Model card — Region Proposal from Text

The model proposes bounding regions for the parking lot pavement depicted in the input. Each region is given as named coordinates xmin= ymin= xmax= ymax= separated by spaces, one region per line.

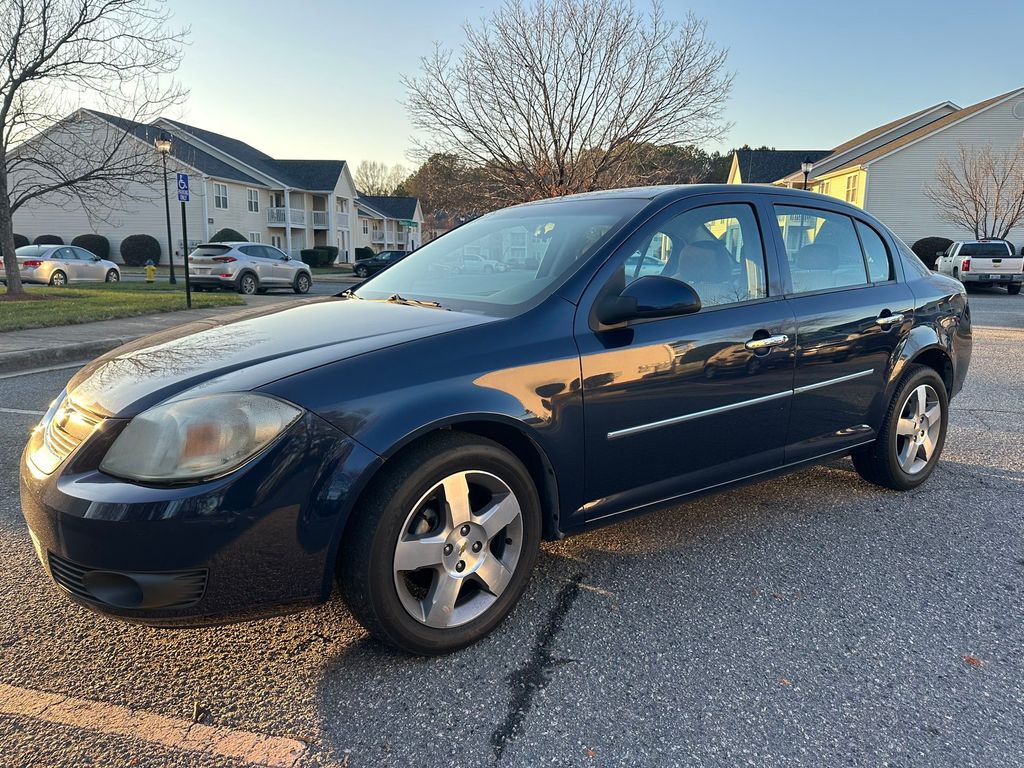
xmin=0 ymin=319 xmax=1021 ymax=766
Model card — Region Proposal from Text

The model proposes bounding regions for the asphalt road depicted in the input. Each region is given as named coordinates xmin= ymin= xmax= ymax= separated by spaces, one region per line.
xmin=0 ymin=295 xmax=1021 ymax=767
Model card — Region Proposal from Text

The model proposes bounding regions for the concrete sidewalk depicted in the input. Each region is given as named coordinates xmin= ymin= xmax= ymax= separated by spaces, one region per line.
xmin=0 ymin=305 xmax=242 ymax=374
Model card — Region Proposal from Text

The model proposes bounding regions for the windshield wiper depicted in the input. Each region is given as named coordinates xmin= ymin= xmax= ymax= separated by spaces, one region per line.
xmin=385 ymin=293 xmax=448 ymax=310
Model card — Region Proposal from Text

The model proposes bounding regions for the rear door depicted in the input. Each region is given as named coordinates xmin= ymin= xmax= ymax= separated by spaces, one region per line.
xmin=961 ymin=241 xmax=1022 ymax=281
xmin=237 ymin=245 xmax=274 ymax=284
xmin=769 ymin=200 xmax=915 ymax=462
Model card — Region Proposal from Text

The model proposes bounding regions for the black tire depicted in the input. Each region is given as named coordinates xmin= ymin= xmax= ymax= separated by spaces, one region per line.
xmin=852 ymin=364 xmax=948 ymax=491
xmin=237 ymin=272 xmax=257 ymax=295
xmin=105 ymin=269 xmax=119 ymax=283
xmin=1007 ymin=284 xmax=1021 ymax=295
xmin=294 ymin=272 xmax=311 ymax=294
xmin=354 ymin=265 xmax=368 ymax=278
xmin=337 ymin=432 xmax=542 ymax=655
xmin=49 ymin=270 xmax=67 ymax=287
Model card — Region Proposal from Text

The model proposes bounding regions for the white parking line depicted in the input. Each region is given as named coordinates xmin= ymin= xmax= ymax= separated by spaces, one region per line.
xmin=0 ymin=682 xmax=308 ymax=767
xmin=0 ymin=361 xmax=88 ymax=380
xmin=0 ymin=407 xmax=44 ymax=416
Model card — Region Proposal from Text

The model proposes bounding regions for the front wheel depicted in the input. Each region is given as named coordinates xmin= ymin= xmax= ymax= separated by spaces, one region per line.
xmin=852 ymin=364 xmax=948 ymax=490
xmin=337 ymin=432 xmax=541 ymax=655
xmin=354 ymin=265 xmax=368 ymax=278
xmin=294 ymin=272 xmax=311 ymax=294
xmin=1008 ymin=284 xmax=1021 ymax=295
xmin=105 ymin=269 xmax=119 ymax=283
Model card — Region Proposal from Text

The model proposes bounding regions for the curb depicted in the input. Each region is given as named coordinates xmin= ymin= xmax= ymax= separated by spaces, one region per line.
xmin=0 ymin=337 xmax=134 ymax=375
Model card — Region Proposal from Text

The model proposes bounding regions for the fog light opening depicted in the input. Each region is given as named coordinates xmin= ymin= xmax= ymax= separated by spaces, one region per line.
xmin=81 ymin=571 xmax=145 ymax=608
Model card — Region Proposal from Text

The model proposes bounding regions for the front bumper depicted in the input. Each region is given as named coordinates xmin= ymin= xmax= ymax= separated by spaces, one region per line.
xmin=20 ymin=409 xmax=380 ymax=626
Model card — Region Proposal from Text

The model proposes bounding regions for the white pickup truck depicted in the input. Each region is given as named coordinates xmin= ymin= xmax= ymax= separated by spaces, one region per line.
xmin=935 ymin=239 xmax=1023 ymax=294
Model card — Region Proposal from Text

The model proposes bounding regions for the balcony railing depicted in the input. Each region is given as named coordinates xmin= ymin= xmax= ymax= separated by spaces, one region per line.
xmin=311 ymin=210 xmax=328 ymax=228
xmin=267 ymin=207 xmax=305 ymax=226
xmin=395 ymin=232 xmax=407 ymax=244
xmin=335 ymin=212 xmax=349 ymax=228
xmin=371 ymin=230 xmax=385 ymax=243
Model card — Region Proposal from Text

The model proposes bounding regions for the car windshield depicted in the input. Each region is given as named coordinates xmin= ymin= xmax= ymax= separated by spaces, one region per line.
xmin=353 ymin=198 xmax=644 ymax=315
xmin=15 ymin=245 xmax=51 ymax=258
xmin=960 ymin=242 xmax=1012 ymax=257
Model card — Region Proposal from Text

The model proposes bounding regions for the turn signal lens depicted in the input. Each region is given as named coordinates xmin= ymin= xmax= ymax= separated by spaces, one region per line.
xmin=100 ymin=393 xmax=302 ymax=483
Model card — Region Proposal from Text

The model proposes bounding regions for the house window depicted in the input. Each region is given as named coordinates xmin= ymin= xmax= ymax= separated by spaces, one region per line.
xmin=336 ymin=197 xmax=347 ymax=213
xmin=247 ymin=188 xmax=259 ymax=212
xmin=845 ymin=175 xmax=859 ymax=204
xmin=214 ymin=183 xmax=228 ymax=209
xmin=362 ymin=219 xmax=369 ymax=234
xmin=818 ymin=180 xmax=831 ymax=197
xmin=271 ymin=235 xmax=282 ymax=249
xmin=248 ymin=232 xmax=261 ymax=243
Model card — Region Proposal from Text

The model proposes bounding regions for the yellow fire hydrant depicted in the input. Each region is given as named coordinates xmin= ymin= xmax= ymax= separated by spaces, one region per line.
xmin=144 ymin=262 xmax=157 ymax=283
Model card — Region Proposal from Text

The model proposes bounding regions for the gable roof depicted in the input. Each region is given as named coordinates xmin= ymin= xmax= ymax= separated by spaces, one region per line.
xmin=826 ymin=87 xmax=1024 ymax=173
xmin=358 ymin=195 xmax=419 ymax=220
xmin=86 ymin=110 xmax=266 ymax=186
xmin=272 ymin=160 xmax=347 ymax=191
xmin=732 ymin=149 xmax=829 ymax=183
xmin=824 ymin=102 xmax=955 ymax=160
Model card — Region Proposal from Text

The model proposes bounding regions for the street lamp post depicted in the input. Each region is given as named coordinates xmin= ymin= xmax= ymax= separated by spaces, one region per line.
xmin=801 ymin=159 xmax=813 ymax=192
xmin=155 ymin=131 xmax=177 ymax=284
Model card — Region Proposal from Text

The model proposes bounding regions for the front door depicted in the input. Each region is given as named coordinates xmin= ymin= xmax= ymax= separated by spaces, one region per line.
xmin=768 ymin=201 xmax=916 ymax=462
xmin=575 ymin=197 xmax=796 ymax=525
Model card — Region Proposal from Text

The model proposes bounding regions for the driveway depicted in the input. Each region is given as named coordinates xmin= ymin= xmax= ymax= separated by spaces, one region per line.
xmin=0 ymin=300 xmax=1021 ymax=766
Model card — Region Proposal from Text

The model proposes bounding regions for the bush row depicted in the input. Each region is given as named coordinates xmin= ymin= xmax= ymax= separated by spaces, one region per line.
xmin=299 ymin=245 xmax=340 ymax=268
xmin=12 ymin=233 xmax=112 ymax=260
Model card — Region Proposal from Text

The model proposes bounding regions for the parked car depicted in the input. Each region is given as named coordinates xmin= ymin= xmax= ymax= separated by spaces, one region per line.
xmin=2 ymin=244 xmax=120 ymax=286
xmin=934 ymin=239 xmax=1023 ymax=294
xmin=457 ymin=253 xmax=505 ymax=273
xmin=21 ymin=185 xmax=971 ymax=655
xmin=353 ymin=250 xmax=409 ymax=278
xmin=186 ymin=242 xmax=312 ymax=294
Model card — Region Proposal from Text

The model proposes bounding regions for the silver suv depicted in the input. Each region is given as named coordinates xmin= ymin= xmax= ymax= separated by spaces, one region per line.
xmin=187 ymin=242 xmax=313 ymax=294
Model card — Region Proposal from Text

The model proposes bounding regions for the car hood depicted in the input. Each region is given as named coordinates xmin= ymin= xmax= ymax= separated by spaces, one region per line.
xmin=66 ymin=297 xmax=494 ymax=418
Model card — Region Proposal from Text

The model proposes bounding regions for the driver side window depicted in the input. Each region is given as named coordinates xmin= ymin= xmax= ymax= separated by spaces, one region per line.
xmin=621 ymin=203 xmax=768 ymax=308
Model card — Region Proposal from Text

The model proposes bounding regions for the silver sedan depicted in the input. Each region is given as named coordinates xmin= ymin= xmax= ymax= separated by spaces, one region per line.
xmin=9 ymin=245 xmax=121 ymax=286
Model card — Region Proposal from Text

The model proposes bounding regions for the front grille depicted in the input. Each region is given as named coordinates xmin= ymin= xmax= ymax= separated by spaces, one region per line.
xmin=47 ymin=552 xmax=208 ymax=609
xmin=42 ymin=398 xmax=103 ymax=464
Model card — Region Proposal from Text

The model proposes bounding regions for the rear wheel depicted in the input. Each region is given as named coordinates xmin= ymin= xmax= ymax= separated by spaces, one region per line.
xmin=1008 ymin=284 xmax=1021 ymax=295
xmin=852 ymin=364 xmax=948 ymax=490
xmin=105 ymin=269 xmax=119 ymax=283
xmin=337 ymin=432 xmax=541 ymax=655
xmin=237 ymin=272 xmax=258 ymax=295
xmin=49 ymin=270 xmax=67 ymax=287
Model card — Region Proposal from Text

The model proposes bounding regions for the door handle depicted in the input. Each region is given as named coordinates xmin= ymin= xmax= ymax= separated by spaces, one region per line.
xmin=875 ymin=313 xmax=905 ymax=327
xmin=744 ymin=334 xmax=789 ymax=351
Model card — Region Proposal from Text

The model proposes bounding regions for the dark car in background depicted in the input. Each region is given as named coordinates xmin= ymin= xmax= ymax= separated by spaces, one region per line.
xmin=21 ymin=185 xmax=971 ymax=655
xmin=353 ymin=250 xmax=409 ymax=278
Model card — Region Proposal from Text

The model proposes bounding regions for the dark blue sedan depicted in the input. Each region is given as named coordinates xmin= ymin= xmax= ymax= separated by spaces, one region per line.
xmin=20 ymin=185 xmax=971 ymax=654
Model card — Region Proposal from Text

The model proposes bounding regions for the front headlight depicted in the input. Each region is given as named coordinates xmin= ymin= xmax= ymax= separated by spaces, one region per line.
xmin=100 ymin=393 xmax=303 ymax=483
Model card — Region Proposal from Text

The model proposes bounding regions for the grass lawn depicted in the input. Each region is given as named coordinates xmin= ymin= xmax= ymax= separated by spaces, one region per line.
xmin=0 ymin=283 xmax=243 ymax=332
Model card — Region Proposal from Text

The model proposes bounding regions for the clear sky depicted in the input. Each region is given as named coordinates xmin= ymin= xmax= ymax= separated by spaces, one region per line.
xmin=169 ymin=0 xmax=1024 ymax=167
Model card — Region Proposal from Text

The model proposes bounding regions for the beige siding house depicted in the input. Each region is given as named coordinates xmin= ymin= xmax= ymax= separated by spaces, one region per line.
xmin=10 ymin=109 xmax=398 ymax=264
xmin=769 ymin=88 xmax=1024 ymax=244
xmin=353 ymin=196 xmax=424 ymax=254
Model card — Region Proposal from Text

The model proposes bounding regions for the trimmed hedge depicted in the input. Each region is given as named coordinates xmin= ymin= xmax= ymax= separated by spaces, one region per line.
xmin=300 ymin=248 xmax=332 ymax=267
xmin=71 ymin=234 xmax=111 ymax=260
xmin=355 ymin=246 xmax=375 ymax=262
xmin=33 ymin=234 xmax=64 ymax=245
xmin=314 ymin=245 xmax=339 ymax=262
xmin=13 ymin=233 xmax=29 ymax=248
xmin=210 ymin=228 xmax=246 ymax=243
xmin=120 ymin=234 xmax=162 ymax=266
xmin=911 ymin=237 xmax=953 ymax=269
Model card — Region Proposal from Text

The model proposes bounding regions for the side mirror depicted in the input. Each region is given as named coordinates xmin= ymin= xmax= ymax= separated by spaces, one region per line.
xmin=596 ymin=275 xmax=701 ymax=325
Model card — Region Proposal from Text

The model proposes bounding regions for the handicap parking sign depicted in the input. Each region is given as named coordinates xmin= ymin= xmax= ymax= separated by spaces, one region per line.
xmin=176 ymin=172 xmax=189 ymax=202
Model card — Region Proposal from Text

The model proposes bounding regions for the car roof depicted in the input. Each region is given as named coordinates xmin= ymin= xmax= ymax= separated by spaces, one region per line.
xmin=15 ymin=244 xmax=59 ymax=256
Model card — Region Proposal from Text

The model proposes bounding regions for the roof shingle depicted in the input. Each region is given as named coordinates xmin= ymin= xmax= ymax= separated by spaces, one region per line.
xmin=732 ymin=149 xmax=829 ymax=183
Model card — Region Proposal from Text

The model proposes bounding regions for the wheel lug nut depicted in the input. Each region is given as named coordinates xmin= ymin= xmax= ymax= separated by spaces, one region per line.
xmin=443 ymin=544 xmax=453 ymax=556
xmin=455 ymin=560 xmax=465 ymax=572
xmin=460 ymin=524 xmax=471 ymax=536
xmin=472 ymin=541 xmax=482 ymax=553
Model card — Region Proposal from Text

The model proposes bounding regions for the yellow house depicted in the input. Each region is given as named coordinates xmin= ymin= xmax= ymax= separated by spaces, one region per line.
xmin=725 ymin=148 xmax=828 ymax=185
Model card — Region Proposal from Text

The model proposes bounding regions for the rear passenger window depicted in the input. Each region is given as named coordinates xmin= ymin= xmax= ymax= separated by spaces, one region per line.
xmin=855 ymin=221 xmax=893 ymax=282
xmin=774 ymin=206 xmax=868 ymax=293
xmin=620 ymin=203 xmax=768 ymax=308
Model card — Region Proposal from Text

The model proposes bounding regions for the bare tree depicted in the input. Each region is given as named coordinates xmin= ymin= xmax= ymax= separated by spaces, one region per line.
xmin=0 ymin=0 xmax=186 ymax=295
xmin=403 ymin=0 xmax=732 ymax=206
xmin=925 ymin=142 xmax=1024 ymax=240
xmin=354 ymin=160 xmax=408 ymax=196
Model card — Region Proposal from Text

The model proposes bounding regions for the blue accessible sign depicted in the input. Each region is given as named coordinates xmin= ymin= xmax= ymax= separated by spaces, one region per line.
xmin=176 ymin=172 xmax=190 ymax=202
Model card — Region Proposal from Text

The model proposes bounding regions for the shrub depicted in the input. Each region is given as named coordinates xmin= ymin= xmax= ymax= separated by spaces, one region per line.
xmin=314 ymin=245 xmax=339 ymax=262
xmin=355 ymin=246 xmax=375 ymax=262
xmin=299 ymin=248 xmax=331 ymax=267
xmin=210 ymin=228 xmax=246 ymax=243
xmin=13 ymin=233 xmax=29 ymax=248
xmin=120 ymin=234 xmax=162 ymax=266
xmin=71 ymin=234 xmax=111 ymax=260
xmin=33 ymin=234 xmax=64 ymax=245
xmin=911 ymin=237 xmax=953 ymax=270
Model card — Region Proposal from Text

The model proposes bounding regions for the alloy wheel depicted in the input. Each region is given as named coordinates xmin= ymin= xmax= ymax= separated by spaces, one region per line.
xmin=895 ymin=383 xmax=942 ymax=475
xmin=240 ymin=274 xmax=257 ymax=294
xmin=106 ymin=270 xmax=119 ymax=282
xmin=393 ymin=470 xmax=524 ymax=628
xmin=51 ymin=271 xmax=66 ymax=286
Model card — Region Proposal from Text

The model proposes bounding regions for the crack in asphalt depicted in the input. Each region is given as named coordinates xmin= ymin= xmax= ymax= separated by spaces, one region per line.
xmin=491 ymin=574 xmax=584 ymax=762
